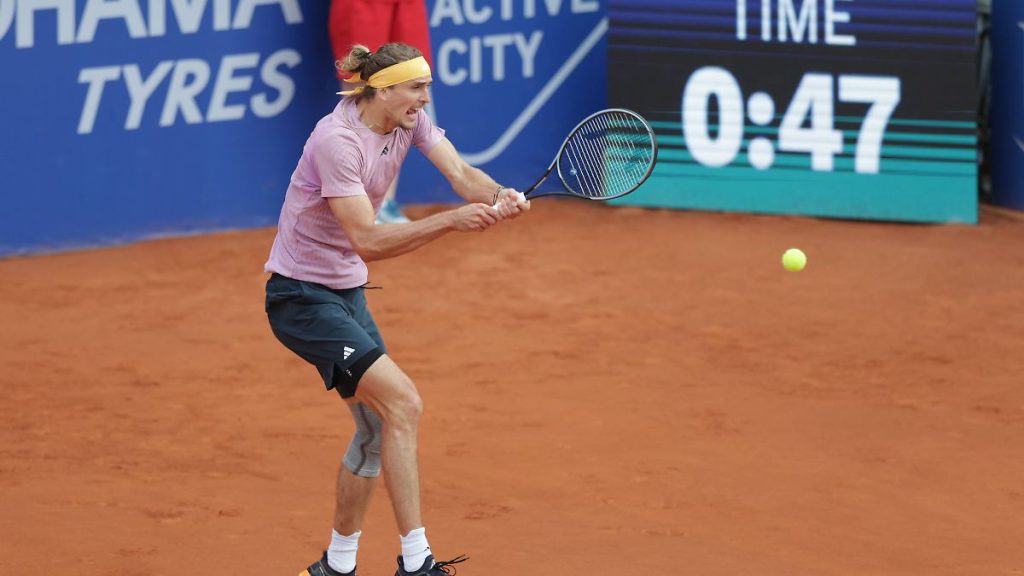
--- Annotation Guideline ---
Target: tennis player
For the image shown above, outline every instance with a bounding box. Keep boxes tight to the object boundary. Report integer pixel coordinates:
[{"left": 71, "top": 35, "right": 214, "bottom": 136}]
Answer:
[{"left": 264, "top": 42, "right": 526, "bottom": 576}]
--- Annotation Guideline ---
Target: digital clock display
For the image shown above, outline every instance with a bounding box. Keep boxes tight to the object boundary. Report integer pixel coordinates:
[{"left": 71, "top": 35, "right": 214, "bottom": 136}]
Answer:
[{"left": 608, "top": 0, "right": 978, "bottom": 223}]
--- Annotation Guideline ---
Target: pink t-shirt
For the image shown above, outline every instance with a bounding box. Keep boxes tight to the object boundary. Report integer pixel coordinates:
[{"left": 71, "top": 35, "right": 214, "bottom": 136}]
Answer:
[{"left": 264, "top": 97, "right": 445, "bottom": 289}]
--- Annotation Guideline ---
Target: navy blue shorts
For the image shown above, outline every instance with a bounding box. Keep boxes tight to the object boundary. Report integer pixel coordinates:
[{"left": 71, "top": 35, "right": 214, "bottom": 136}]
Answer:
[{"left": 265, "top": 274, "right": 386, "bottom": 398}]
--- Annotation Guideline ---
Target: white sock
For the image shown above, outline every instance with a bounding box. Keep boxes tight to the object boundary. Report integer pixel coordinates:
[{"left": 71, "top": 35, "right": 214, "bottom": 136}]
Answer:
[
  {"left": 327, "top": 529, "right": 361, "bottom": 574},
  {"left": 400, "top": 527, "right": 432, "bottom": 572}
]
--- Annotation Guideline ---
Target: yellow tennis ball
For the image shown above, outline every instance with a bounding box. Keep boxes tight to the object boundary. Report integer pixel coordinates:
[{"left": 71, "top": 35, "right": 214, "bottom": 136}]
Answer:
[{"left": 781, "top": 248, "right": 807, "bottom": 272}]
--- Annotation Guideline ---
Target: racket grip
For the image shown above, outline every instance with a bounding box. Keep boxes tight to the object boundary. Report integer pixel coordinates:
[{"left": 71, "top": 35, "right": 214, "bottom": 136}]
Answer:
[{"left": 491, "top": 191, "right": 527, "bottom": 210}]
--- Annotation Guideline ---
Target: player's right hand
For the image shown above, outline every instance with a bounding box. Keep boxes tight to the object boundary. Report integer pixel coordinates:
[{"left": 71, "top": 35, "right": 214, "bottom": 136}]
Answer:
[{"left": 451, "top": 203, "right": 500, "bottom": 232}]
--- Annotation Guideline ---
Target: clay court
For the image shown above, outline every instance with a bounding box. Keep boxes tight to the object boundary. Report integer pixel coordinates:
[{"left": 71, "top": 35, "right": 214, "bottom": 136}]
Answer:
[{"left": 1, "top": 201, "right": 1023, "bottom": 575}]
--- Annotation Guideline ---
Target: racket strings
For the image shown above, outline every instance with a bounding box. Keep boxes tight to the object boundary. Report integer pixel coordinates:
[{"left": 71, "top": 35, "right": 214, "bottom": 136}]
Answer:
[
  {"left": 559, "top": 110, "right": 656, "bottom": 198},
  {"left": 592, "top": 113, "right": 642, "bottom": 192}
]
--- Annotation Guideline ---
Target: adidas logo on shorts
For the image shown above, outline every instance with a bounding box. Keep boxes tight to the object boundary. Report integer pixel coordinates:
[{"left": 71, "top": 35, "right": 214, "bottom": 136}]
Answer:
[{"left": 343, "top": 346, "right": 355, "bottom": 360}]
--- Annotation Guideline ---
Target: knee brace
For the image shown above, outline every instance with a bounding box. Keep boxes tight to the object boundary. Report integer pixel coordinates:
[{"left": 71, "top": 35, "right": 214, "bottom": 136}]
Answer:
[{"left": 343, "top": 402, "right": 382, "bottom": 477}]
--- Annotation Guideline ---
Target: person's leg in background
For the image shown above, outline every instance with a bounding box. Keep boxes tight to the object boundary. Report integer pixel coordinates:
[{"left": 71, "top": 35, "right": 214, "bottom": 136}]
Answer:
[
  {"left": 374, "top": 0, "right": 435, "bottom": 224},
  {"left": 376, "top": 178, "right": 411, "bottom": 224},
  {"left": 330, "top": 0, "right": 433, "bottom": 224}
]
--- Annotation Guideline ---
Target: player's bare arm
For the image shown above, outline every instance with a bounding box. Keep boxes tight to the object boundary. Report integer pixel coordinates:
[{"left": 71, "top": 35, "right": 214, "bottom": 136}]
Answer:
[
  {"left": 427, "top": 138, "right": 529, "bottom": 217},
  {"left": 327, "top": 195, "right": 499, "bottom": 261}
]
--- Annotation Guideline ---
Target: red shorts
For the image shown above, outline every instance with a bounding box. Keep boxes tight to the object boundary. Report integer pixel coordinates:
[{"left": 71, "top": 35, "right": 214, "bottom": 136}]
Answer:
[{"left": 329, "top": 0, "right": 433, "bottom": 77}]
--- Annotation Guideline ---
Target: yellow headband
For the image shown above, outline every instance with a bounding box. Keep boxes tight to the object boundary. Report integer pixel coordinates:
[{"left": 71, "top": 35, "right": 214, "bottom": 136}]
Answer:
[{"left": 338, "top": 56, "right": 431, "bottom": 96}]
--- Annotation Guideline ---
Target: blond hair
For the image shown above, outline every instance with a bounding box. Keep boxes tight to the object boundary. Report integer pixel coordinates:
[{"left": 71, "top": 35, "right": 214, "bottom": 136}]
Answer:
[{"left": 336, "top": 43, "right": 424, "bottom": 99}]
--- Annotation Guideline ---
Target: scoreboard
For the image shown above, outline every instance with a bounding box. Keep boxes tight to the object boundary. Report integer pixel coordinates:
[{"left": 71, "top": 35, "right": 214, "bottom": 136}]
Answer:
[{"left": 608, "top": 0, "right": 978, "bottom": 223}]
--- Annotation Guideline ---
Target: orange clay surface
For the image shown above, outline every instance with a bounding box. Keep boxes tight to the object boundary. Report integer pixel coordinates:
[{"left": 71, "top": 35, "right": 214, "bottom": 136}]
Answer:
[{"left": 2, "top": 201, "right": 1023, "bottom": 576}]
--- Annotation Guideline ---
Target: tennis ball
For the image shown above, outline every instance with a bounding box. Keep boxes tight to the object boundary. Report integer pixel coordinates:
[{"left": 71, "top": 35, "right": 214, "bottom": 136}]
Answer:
[{"left": 781, "top": 248, "right": 807, "bottom": 272}]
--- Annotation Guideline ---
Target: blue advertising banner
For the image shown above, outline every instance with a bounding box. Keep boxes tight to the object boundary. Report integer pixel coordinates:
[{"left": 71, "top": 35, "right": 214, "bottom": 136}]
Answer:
[
  {"left": 990, "top": 0, "right": 1024, "bottom": 210},
  {"left": 607, "top": 0, "right": 978, "bottom": 224},
  {"left": 397, "top": 0, "right": 607, "bottom": 203},
  {"left": 1, "top": 0, "right": 339, "bottom": 255},
  {"left": 0, "top": 0, "right": 607, "bottom": 256}
]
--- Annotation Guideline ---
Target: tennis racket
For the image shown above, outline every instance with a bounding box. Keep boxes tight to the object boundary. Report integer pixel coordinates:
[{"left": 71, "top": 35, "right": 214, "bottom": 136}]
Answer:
[{"left": 493, "top": 108, "right": 658, "bottom": 208}]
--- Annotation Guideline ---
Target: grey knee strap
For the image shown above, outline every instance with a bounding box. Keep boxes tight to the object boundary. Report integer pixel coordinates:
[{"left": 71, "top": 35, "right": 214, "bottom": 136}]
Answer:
[{"left": 343, "top": 402, "right": 382, "bottom": 477}]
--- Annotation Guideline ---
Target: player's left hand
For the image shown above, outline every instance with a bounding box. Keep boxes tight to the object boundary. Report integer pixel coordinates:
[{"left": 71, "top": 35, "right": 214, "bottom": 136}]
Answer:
[{"left": 494, "top": 188, "right": 529, "bottom": 219}]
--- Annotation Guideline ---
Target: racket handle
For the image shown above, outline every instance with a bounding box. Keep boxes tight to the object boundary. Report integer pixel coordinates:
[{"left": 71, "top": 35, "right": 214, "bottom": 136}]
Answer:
[{"left": 491, "top": 191, "right": 527, "bottom": 210}]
